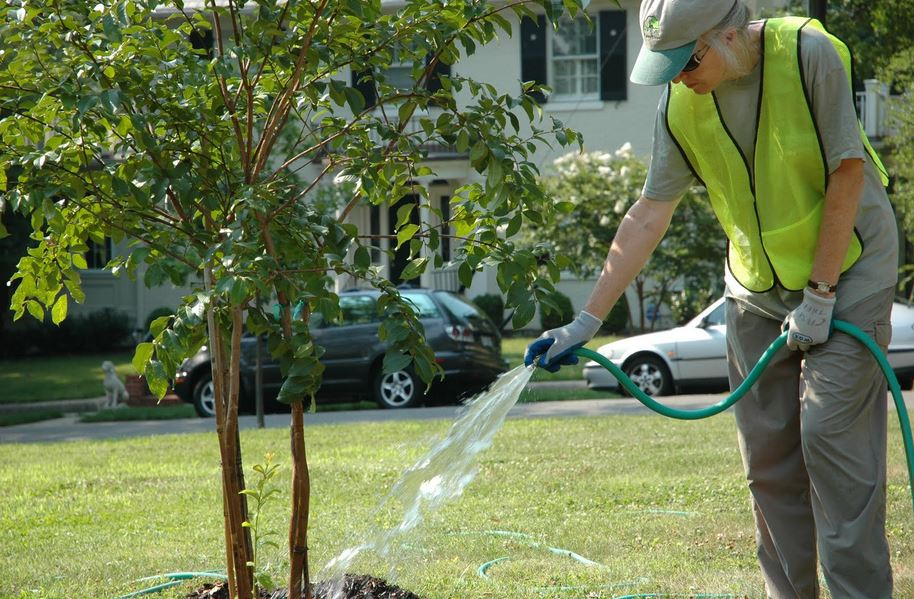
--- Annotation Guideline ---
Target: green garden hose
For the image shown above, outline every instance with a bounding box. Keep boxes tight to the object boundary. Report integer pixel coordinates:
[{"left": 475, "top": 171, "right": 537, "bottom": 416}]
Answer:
[
  {"left": 574, "top": 319, "right": 914, "bottom": 517},
  {"left": 118, "top": 571, "right": 227, "bottom": 598}
]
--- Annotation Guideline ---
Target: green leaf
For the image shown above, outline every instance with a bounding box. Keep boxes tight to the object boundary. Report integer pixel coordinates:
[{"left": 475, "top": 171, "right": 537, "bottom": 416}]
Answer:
[
  {"left": 50, "top": 294, "right": 67, "bottom": 325},
  {"left": 396, "top": 224, "right": 420, "bottom": 248},
  {"left": 344, "top": 87, "right": 365, "bottom": 114},
  {"left": 456, "top": 129, "right": 470, "bottom": 153},
  {"left": 145, "top": 360, "right": 169, "bottom": 400},
  {"left": 382, "top": 350, "right": 412, "bottom": 375},
  {"left": 399, "top": 257, "right": 428, "bottom": 281},
  {"left": 354, "top": 245, "right": 371, "bottom": 269},
  {"left": 149, "top": 315, "right": 172, "bottom": 337},
  {"left": 132, "top": 342, "right": 154, "bottom": 375},
  {"left": 398, "top": 101, "right": 416, "bottom": 126},
  {"left": 512, "top": 300, "right": 536, "bottom": 329},
  {"left": 277, "top": 375, "right": 307, "bottom": 405},
  {"left": 458, "top": 261, "right": 474, "bottom": 289},
  {"left": 26, "top": 300, "right": 44, "bottom": 322},
  {"left": 469, "top": 140, "right": 488, "bottom": 162},
  {"left": 396, "top": 202, "right": 415, "bottom": 228},
  {"left": 505, "top": 212, "right": 523, "bottom": 237},
  {"left": 72, "top": 253, "right": 88, "bottom": 270}
]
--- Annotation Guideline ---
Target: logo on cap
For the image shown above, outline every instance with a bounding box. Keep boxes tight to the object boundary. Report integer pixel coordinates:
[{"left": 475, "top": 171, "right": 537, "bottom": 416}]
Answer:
[{"left": 643, "top": 15, "right": 661, "bottom": 40}]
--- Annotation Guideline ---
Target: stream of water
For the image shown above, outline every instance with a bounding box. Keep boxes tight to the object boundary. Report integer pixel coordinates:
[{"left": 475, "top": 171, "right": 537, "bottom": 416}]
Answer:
[{"left": 319, "top": 364, "right": 535, "bottom": 597}]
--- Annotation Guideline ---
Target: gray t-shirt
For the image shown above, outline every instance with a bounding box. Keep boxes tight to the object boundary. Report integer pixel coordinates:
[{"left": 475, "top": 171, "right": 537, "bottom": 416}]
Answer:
[{"left": 643, "top": 23, "right": 898, "bottom": 320}]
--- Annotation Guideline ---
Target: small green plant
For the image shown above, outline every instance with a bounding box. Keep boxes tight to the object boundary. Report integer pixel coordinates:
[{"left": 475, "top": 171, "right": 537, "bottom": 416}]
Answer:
[{"left": 241, "top": 453, "right": 282, "bottom": 593}]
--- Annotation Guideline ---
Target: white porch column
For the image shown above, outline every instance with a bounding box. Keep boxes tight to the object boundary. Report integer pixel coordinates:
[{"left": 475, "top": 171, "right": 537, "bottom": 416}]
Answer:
[{"left": 863, "top": 79, "right": 889, "bottom": 138}]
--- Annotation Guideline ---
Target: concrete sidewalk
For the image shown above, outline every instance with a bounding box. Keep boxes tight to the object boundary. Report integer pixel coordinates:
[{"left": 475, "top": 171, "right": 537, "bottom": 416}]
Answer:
[{"left": 3, "top": 385, "right": 914, "bottom": 444}]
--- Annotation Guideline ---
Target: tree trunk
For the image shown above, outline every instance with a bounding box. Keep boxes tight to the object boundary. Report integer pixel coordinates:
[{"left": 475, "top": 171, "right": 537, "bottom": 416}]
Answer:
[
  {"left": 288, "top": 401, "right": 311, "bottom": 598},
  {"left": 204, "top": 267, "right": 255, "bottom": 599}
]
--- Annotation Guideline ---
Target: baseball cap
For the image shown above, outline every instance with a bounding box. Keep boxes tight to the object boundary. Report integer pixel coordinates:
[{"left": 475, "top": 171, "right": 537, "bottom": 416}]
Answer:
[{"left": 630, "top": 0, "right": 737, "bottom": 86}]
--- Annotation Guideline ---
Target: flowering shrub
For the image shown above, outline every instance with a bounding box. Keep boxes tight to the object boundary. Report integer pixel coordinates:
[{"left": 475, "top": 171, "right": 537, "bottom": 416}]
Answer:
[{"left": 522, "top": 145, "right": 726, "bottom": 329}]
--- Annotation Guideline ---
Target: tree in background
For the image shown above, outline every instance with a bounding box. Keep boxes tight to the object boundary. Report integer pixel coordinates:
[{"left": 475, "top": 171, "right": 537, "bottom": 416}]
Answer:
[
  {"left": 520, "top": 146, "right": 725, "bottom": 331},
  {"left": 775, "top": 0, "right": 914, "bottom": 82},
  {"left": 0, "top": 1, "right": 587, "bottom": 597},
  {"left": 879, "top": 48, "right": 914, "bottom": 300}
]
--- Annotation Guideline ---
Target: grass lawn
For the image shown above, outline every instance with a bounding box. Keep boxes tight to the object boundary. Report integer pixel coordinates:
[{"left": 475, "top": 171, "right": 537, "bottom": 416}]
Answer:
[
  {"left": 2, "top": 414, "right": 912, "bottom": 598},
  {"left": 0, "top": 352, "right": 136, "bottom": 404},
  {"left": 502, "top": 334, "right": 619, "bottom": 383}
]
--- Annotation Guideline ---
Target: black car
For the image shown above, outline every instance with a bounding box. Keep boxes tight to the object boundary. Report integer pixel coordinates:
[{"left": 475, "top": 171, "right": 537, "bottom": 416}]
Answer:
[{"left": 173, "top": 288, "right": 507, "bottom": 417}]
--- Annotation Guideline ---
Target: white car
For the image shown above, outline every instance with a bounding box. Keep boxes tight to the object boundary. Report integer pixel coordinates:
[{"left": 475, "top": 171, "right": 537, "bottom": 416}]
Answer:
[{"left": 583, "top": 298, "right": 914, "bottom": 396}]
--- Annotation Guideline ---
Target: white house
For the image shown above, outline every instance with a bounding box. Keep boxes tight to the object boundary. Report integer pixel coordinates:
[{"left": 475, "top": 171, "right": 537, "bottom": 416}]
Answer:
[{"left": 75, "top": 0, "right": 894, "bottom": 331}]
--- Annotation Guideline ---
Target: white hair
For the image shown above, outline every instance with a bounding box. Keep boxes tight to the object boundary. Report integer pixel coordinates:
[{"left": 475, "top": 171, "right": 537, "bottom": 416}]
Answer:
[{"left": 701, "top": 0, "right": 757, "bottom": 80}]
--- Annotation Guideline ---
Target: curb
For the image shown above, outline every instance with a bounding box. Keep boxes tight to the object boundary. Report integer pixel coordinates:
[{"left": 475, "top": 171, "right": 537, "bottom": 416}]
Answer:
[{"left": 0, "top": 396, "right": 108, "bottom": 415}]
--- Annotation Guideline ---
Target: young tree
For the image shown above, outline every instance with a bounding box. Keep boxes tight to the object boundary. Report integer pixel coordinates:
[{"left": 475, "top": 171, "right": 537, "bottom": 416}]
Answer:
[
  {"left": 0, "top": 1, "right": 588, "bottom": 596},
  {"left": 520, "top": 146, "right": 725, "bottom": 330}
]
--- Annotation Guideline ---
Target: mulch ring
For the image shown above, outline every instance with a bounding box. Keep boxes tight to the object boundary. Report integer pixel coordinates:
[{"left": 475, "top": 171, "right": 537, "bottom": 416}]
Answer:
[{"left": 186, "top": 574, "right": 423, "bottom": 599}]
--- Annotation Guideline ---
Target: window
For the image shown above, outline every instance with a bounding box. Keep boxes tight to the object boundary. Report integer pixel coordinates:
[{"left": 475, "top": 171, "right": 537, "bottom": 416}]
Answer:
[
  {"left": 369, "top": 204, "right": 382, "bottom": 263},
  {"left": 704, "top": 303, "right": 726, "bottom": 327},
  {"left": 340, "top": 295, "right": 377, "bottom": 325},
  {"left": 85, "top": 238, "right": 112, "bottom": 270},
  {"left": 385, "top": 46, "right": 414, "bottom": 91},
  {"left": 350, "top": 50, "right": 451, "bottom": 109},
  {"left": 550, "top": 17, "right": 599, "bottom": 100},
  {"left": 520, "top": 11, "right": 627, "bottom": 103},
  {"left": 402, "top": 293, "right": 441, "bottom": 319}
]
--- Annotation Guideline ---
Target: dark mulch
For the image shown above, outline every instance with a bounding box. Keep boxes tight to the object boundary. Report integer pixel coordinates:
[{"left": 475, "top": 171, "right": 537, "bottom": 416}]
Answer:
[{"left": 186, "top": 574, "right": 424, "bottom": 599}]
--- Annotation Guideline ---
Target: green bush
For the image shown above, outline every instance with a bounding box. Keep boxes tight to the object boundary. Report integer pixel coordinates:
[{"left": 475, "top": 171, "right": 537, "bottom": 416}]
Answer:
[
  {"left": 0, "top": 308, "right": 132, "bottom": 358},
  {"left": 540, "top": 291, "right": 574, "bottom": 331},
  {"left": 602, "top": 293, "right": 630, "bottom": 333},
  {"left": 472, "top": 293, "right": 505, "bottom": 329}
]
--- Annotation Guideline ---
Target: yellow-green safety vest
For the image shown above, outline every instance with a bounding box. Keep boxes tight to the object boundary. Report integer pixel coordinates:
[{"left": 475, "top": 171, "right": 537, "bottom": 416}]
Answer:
[{"left": 666, "top": 17, "right": 889, "bottom": 292}]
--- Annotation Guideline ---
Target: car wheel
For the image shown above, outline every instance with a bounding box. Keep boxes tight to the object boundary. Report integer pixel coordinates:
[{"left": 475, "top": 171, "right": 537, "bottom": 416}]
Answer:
[
  {"left": 623, "top": 355, "right": 673, "bottom": 397},
  {"left": 192, "top": 374, "right": 217, "bottom": 418},
  {"left": 373, "top": 367, "right": 420, "bottom": 409}
]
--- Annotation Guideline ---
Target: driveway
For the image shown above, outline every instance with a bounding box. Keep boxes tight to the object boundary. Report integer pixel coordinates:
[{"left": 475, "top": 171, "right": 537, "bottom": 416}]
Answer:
[{"left": 4, "top": 389, "right": 914, "bottom": 444}]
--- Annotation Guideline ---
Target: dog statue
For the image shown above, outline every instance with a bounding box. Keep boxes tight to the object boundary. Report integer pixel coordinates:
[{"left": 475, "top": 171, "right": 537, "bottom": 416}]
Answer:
[{"left": 101, "top": 360, "right": 129, "bottom": 409}]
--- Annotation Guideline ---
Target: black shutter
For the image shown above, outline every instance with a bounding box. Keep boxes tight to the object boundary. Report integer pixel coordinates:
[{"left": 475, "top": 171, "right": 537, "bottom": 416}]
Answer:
[
  {"left": 189, "top": 28, "right": 214, "bottom": 59},
  {"left": 520, "top": 15, "right": 548, "bottom": 104},
  {"left": 425, "top": 57, "right": 451, "bottom": 93},
  {"left": 599, "top": 11, "right": 627, "bottom": 101},
  {"left": 351, "top": 69, "right": 377, "bottom": 109}
]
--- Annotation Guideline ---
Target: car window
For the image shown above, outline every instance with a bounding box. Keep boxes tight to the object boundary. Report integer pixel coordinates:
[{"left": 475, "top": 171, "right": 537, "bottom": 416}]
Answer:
[
  {"left": 340, "top": 295, "right": 377, "bottom": 325},
  {"left": 705, "top": 303, "right": 725, "bottom": 326},
  {"left": 402, "top": 293, "right": 441, "bottom": 318}
]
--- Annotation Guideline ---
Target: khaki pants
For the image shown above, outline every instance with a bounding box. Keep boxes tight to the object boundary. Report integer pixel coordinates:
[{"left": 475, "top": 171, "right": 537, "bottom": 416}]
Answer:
[{"left": 726, "top": 288, "right": 894, "bottom": 599}]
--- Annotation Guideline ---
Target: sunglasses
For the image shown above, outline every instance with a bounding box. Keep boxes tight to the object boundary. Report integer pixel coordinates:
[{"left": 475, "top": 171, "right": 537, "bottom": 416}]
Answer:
[{"left": 681, "top": 44, "right": 711, "bottom": 73}]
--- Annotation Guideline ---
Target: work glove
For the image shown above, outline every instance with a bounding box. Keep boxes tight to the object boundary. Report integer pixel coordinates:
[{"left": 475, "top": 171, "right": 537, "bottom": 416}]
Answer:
[
  {"left": 783, "top": 288, "right": 836, "bottom": 351},
  {"left": 524, "top": 310, "right": 602, "bottom": 372}
]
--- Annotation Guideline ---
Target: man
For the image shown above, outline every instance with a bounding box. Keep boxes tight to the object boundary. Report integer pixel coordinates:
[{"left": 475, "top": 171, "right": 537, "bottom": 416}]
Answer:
[{"left": 525, "top": 1, "right": 897, "bottom": 597}]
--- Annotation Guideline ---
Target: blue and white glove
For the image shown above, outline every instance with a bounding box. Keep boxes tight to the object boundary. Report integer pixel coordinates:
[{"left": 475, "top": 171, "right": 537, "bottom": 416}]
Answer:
[
  {"left": 524, "top": 310, "right": 602, "bottom": 372},
  {"left": 783, "top": 288, "right": 835, "bottom": 351}
]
